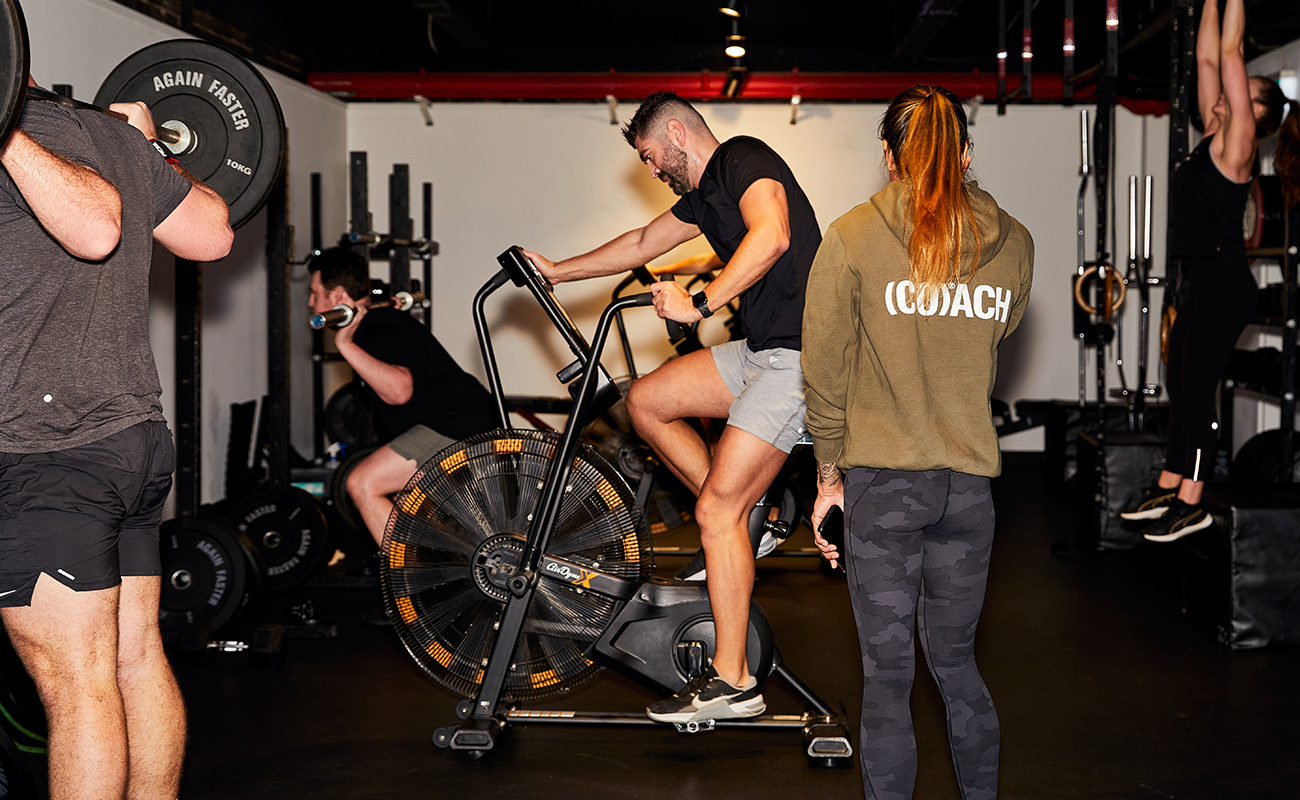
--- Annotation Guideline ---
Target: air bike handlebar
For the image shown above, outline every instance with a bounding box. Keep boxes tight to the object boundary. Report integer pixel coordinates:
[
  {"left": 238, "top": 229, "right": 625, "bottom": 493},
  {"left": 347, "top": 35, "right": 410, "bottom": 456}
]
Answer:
[{"left": 474, "top": 246, "right": 650, "bottom": 432}]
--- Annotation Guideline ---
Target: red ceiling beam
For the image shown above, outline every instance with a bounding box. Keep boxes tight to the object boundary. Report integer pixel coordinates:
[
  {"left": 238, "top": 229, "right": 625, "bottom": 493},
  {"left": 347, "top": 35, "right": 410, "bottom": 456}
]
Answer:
[{"left": 307, "top": 70, "right": 1167, "bottom": 115}]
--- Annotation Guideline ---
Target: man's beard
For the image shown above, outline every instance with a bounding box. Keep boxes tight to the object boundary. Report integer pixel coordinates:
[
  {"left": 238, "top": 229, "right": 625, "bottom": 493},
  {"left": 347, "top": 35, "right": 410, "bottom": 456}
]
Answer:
[{"left": 662, "top": 142, "right": 691, "bottom": 196}]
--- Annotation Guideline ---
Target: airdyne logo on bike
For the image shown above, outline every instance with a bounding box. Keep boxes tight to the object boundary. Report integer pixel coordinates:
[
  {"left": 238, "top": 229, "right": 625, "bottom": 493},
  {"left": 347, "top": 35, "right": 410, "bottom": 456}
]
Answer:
[
  {"left": 884, "top": 280, "right": 1013, "bottom": 323},
  {"left": 545, "top": 561, "right": 594, "bottom": 589}
]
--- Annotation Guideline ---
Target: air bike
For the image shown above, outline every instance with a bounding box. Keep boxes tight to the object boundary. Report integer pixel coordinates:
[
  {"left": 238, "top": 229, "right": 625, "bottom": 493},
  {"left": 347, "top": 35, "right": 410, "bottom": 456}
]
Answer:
[{"left": 378, "top": 246, "right": 852, "bottom": 767}]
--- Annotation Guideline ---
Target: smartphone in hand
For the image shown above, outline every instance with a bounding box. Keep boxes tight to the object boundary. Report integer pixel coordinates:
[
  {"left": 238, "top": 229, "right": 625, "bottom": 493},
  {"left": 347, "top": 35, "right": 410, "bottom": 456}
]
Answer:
[{"left": 817, "top": 505, "right": 845, "bottom": 572}]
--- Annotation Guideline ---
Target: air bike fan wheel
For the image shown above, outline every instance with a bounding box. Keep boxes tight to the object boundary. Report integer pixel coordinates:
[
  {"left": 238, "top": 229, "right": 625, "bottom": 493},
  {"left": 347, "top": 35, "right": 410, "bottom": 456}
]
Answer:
[{"left": 380, "top": 429, "right": 652, "bottom": 702}]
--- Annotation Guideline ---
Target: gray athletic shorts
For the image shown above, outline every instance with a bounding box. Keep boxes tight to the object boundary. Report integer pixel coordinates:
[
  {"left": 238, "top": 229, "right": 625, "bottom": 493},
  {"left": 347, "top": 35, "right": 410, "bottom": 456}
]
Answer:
[
  {"left": 388, "top": 424, "right": 458, "bottom": 465},
  {"left": 710, "top": 339, "right": 808, "bottom": 454},
  {"left": 0, "top": 420, "right": 174, "bottom": 607}
]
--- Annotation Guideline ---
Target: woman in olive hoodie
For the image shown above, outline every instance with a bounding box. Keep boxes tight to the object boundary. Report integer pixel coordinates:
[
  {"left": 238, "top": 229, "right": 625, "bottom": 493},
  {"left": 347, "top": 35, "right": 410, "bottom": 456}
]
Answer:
[{"left": 802, "top": 85, "right": 1034, "bottom": 800}]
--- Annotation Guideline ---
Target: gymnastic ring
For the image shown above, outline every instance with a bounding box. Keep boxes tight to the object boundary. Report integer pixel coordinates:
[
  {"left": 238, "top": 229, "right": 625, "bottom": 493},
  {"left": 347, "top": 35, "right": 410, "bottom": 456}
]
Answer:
[
  {"left": 1160, "top": 305, "right": 1177, "bottom": 364},
  {"left": 1073, "top": 266, "right": 1127, "bottom": 320}
]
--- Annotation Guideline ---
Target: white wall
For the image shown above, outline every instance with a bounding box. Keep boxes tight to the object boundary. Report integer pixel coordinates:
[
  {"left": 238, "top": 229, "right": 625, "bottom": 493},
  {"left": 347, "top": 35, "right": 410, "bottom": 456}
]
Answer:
[
  {"left": 25, "top": 0, "right": 349, "bottom": 506},
  {"left": 347, "top": 99, "right": 1171, "bottom": 451}
]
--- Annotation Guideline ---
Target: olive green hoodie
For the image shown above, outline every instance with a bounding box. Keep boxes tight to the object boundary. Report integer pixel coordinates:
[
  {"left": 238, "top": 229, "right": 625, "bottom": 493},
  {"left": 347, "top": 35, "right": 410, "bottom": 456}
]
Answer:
[{"left": 802, "top": 180, "right": 1034, "bottom": 478}]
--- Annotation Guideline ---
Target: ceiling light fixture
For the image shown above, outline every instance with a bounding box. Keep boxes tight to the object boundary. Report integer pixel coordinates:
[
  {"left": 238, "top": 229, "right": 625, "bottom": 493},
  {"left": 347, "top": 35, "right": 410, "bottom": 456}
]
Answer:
[{"left": 720, "top": 2, "right": 747, "bottom": 98}]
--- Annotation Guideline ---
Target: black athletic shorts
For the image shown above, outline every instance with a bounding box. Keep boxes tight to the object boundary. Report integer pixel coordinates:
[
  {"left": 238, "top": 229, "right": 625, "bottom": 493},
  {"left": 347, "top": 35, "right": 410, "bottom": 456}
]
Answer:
[{"left": 0, "top": 420, "right": 174, "bottom": 607}]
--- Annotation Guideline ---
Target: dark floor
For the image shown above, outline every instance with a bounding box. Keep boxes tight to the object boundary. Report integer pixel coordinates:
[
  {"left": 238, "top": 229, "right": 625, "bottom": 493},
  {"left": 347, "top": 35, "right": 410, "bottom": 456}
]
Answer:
[{"left": 133, "top": 463, "right": 1300, "bottom": 798}]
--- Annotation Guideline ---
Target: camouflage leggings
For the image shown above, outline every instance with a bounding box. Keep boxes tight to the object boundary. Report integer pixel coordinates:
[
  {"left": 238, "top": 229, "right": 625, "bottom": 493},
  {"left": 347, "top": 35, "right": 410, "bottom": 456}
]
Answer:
[{"left": 844, "top": 467, "right": 999, "bottom": 800}]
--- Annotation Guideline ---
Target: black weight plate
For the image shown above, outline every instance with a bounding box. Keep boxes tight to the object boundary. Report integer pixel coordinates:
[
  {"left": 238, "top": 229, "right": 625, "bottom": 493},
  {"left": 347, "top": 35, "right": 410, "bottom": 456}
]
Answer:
[
  {"left": 1231, "top": 429, "right": 1300, "bottom": 485},
  {"left": 328, "top": 445, "right": 380, "bottom": 560},
  {"left": 324, "top": 381, "right": 377, "bottom": 448},
  {"left": 0, "top": 0, "right": 28, "bottom": 146},
  {"left": 159, "top": 515, "right": 252, "bottom": 632},
  {"left": 229, "top": 487, "right": 333, "bottom": 591},
  {"left": 92, "top": 39, "right": 284, "bottom": 229}
]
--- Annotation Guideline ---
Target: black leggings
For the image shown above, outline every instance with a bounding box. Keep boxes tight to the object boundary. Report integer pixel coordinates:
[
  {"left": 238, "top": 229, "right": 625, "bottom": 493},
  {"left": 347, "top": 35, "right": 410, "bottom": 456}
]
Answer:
[
  {"left": 844, "top": 468, "right": 998, "bottom": 800},
  {"left": 1165, "top": 255, "right": 1258, "bottom": 480}
]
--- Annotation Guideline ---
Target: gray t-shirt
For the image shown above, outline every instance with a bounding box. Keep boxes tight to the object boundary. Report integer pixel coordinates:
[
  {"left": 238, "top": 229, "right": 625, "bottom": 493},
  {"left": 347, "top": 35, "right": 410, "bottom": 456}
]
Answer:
[{"left": 0, "top": 99, "right": 192, "bottom": 453}]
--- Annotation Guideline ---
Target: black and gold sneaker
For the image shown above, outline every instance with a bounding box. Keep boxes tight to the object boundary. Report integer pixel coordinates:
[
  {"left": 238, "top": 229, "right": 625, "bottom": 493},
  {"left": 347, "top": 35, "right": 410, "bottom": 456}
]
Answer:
[
  {"left": 1141, "top": 499, "right": 1212, "bottom": 542},
  {"left": 1120, "top": 485, "right": 1178, "bottom": 521},
  {"left": 646, "top": 668, "right": 765, "bottom": 723}
]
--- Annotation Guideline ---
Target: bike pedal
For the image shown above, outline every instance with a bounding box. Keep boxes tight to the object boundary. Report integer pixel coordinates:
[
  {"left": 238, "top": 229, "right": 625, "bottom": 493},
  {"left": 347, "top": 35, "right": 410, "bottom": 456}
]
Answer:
[{"left": 764, "top": 519, "right": 791, "bottom": 537}]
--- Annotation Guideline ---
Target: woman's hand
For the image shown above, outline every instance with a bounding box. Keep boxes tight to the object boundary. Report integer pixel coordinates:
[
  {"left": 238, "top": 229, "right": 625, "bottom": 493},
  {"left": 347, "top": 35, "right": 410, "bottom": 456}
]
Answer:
[{"left": 811, "top": 460, "right": 846, "bottom": 570}]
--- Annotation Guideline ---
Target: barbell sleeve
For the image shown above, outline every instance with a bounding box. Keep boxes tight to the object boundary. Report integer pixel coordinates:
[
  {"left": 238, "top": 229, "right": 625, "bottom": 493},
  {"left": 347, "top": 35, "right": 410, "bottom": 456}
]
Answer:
[{"left": 309, "top": 304, "right": 355, "bottom": 330}]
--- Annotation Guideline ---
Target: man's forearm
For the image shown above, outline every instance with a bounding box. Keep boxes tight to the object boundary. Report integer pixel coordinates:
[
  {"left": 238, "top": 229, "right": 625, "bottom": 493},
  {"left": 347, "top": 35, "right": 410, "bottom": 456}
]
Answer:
[
  {"left": 336, "top": 341, "right": 415, "bottom": 406},
  {"left": 1, "top": 129, "right": 121, "bottom": 260},
  {"left": 554, "top": 229, "right": 658, "bottom": 282}
]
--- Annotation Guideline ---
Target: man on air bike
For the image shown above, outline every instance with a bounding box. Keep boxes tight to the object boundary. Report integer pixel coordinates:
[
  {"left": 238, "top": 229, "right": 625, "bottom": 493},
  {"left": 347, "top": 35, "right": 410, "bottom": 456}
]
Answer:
[{"left": 525, "top": 91, "right": 821, "bottom": 724}]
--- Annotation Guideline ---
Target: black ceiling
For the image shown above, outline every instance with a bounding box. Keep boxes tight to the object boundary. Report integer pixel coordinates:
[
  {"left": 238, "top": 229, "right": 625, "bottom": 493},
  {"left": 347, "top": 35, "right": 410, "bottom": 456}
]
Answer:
[{"left": 113, "top": 0, "right": 1300, "bottom": 101}]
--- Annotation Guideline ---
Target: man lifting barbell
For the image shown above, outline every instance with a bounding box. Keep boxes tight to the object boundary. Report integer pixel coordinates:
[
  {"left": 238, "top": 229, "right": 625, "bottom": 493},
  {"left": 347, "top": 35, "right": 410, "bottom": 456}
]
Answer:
[
  {"left": 0, "top": 72, "right": 233, "bottom": 800},
  {"left": 306, "top": 247, "right": 498, "bottom": 616}
]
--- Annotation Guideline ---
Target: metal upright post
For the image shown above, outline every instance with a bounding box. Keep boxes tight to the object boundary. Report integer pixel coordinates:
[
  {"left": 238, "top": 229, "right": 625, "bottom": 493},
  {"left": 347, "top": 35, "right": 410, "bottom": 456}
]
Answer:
[
  {"left": 1135, "top": 174, "right": 1154, "bottom": 430},
  {"left": 1063, "top": 0, "right": 1075, "bottom": 104},
  {"left": 997, "top": 0, "right": 1007, "bottom": 116},
  {"left": 1077, "top": 109, "right": 1090, "bottom": 407},
  {"left": 309, "top": 172, "right": 326, "bottom": 462},
  {"left": 349, "top": 151, "right": 370, "bottom": 259},
  {"left": 344, "top": 152, "right": 371, "bottom": 447},
  {"left": 388, "top": 164, "right": 412, "bottom": 291},
  {"left": 422, "top": 181, "right": 434, "bottom": 331},
  {"left": 1093, "top": 1, "right": 1119, "bottom": 436},
  {"left": 1166, "top": 1, "right": 1194, "bottom": 310},
  {"left": 1021, "top": 0, "right": 1033, "bottom": 101},
  {"left": 1281, "top": 211, "right": 1299, "bottom": 482},
  {"left": 265, "top": 165, "right": 291, "bottom": 492},
  {"left": 174, "top": 258, "right": 201, "bottom": 516}
]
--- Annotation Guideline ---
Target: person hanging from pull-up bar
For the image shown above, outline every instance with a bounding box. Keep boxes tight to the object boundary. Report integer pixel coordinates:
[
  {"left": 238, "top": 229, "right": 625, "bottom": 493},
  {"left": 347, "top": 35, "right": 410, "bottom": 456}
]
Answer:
[
  {"left": 0, "top": 79, "right": 233, "bottom": 800},
  {"left": 1121, "top": 0, "right": 1300, "bottom": 541},
  {"left": 524, "top": 91, "right": 822, "bottom": 724}
]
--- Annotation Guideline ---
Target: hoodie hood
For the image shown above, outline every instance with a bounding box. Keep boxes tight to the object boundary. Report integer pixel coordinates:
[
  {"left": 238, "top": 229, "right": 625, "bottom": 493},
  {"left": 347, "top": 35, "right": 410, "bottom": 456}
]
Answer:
[{"left": 869, "top": 179, "right": 1013, "bottom": 276}]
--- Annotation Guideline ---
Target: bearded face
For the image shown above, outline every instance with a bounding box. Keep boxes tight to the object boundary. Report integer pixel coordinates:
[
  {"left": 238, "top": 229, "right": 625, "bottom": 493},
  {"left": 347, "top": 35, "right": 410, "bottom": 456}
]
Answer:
[{"left": 660, "top": 140, "right": 692, "bottom": 196}]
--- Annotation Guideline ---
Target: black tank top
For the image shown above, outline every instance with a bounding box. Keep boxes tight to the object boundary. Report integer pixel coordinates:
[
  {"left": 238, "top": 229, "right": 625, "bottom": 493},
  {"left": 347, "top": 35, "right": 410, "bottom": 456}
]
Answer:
[{"left": 1169, "top": 135, "right": 1253, "bottom": 261}]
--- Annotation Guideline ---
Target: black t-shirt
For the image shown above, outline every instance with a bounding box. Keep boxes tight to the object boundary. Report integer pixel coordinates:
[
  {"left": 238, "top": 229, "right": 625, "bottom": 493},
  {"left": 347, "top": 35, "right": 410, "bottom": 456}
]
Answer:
[
  {"left": 670, "top": 136, "right": 821, "bottom": 351},
  {"left": 351, "top": 308, "right": 497, "bottom": 441},
  {"left": 1169, "top": 135, "right": 1253, "bottom": 263}
]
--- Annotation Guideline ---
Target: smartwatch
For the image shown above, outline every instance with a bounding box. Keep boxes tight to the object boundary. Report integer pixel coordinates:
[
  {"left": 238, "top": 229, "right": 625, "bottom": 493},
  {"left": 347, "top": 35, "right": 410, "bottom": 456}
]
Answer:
[{"left": 692, "top": 290, "right": 713, "bottom": 318}]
